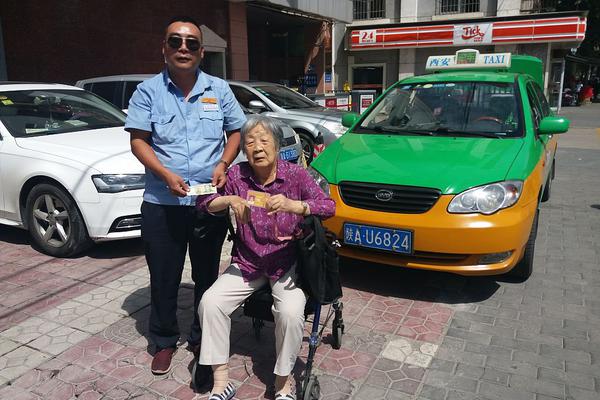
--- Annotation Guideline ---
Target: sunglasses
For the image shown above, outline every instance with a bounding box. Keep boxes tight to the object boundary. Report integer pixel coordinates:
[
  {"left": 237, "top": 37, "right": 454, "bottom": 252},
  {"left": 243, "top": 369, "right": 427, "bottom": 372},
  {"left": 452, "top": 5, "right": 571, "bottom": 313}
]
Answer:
[{"left": 166, "top": 36, "right": 202, "bottom": 52}]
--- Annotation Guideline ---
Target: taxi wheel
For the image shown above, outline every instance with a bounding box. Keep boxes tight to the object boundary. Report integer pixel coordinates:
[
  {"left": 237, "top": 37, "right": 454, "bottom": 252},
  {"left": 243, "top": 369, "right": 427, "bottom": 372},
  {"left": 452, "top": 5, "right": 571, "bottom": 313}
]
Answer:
[
  {"left": 25, "top": 183, "right": 91, "bottom": 257},
  {"left": 509, "top": 210, "right": 539, "bottom": 280}
]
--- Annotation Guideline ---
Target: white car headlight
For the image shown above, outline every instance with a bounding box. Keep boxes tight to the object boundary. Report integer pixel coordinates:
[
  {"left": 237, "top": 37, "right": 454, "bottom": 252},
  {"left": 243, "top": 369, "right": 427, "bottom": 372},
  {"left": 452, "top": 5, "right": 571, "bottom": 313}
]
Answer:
[
  {"left": 448, "top": 180, "right": 523, "bottom": 215},
  {"left": 92, "top": 174, "right": 145, "bottom": 193},
  {"left": 321, "top": 120, "right": 347, "bottom": 138},
  {"left": 307, "top": 167, "right": 330, "bottom": 196}
]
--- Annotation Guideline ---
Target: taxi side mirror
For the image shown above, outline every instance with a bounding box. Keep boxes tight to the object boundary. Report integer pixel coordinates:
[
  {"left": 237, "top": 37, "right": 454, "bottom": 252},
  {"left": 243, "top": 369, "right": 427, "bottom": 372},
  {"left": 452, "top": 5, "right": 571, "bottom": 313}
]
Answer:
[
  {"left": 539, "top": 116, "right": 569, "bottom": 135},
  {"left": 342, "top": 112, "right": 360, "bottom": 128}
]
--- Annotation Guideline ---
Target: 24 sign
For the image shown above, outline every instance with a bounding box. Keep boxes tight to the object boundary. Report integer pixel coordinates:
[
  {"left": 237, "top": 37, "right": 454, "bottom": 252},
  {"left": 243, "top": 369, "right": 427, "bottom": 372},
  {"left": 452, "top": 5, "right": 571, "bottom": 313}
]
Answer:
[{"left": 358, "top": 29, "right": 377, "bottom": 44}]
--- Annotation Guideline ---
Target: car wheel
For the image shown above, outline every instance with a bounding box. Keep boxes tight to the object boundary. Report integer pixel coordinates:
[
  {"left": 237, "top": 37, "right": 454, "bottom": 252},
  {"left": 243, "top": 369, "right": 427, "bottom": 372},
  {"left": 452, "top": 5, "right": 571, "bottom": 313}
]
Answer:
[
  {"left": 298, "top": 132, "right": 314, "bottom": 164},
  {"left": 541, "top": 161, "right": 554, "bottom": 202},
  {"left": 509, "top": 210, "right": 539, "bottom": 280},
  {"left": 25, "top": 183, "right": 91, "bottom": 257}
]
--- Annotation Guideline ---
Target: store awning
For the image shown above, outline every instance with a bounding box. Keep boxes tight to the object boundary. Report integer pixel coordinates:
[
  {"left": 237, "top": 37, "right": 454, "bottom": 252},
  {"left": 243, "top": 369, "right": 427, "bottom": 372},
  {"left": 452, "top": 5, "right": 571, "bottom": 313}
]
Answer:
[
  {"left": 200, "top": 25, "right": 227, "bottom": 53},
  {"left": 565, "top": 54, "right": 600, "bottom": 66},
  {"left": 348, "top": 11, "right": 587, "bottom": 51}
]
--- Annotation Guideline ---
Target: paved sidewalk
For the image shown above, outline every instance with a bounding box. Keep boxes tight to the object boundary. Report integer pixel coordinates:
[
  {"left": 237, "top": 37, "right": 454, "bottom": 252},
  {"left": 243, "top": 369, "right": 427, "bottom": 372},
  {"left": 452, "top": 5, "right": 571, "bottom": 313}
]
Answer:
[{"left": 0, "top": 104, "right": 599, "bottom": 399}]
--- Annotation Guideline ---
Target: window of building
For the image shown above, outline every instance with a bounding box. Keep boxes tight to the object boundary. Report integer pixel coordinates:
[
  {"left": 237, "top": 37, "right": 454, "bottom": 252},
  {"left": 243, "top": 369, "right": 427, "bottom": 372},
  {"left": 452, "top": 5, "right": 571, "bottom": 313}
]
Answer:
[
  {"left": 436, "top": 0, "right": 480, "bottom": 15},
  {"left": 353, "top": 0, "right": 385, "bottom": 20},
  {"left": 521, "top": 0, "right": 558, "bottom": 13}
]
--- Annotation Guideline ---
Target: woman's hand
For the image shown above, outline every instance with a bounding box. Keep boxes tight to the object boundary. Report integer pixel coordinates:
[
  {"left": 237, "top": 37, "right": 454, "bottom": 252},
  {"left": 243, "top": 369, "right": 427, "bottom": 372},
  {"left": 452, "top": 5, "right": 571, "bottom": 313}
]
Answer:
[
  {"left": 266, "top": 194, "right": 305, "bottom": 215},
  {"left": 228, "top": 196, "right": 251, "bottom": 224}
]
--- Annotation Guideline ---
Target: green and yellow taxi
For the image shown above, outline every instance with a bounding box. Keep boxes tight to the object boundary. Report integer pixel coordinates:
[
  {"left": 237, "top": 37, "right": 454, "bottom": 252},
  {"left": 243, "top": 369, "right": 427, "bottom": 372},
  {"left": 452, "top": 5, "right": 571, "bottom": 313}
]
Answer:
[{"left": 308, "top": 49, "right": 569, "bottom": 279}]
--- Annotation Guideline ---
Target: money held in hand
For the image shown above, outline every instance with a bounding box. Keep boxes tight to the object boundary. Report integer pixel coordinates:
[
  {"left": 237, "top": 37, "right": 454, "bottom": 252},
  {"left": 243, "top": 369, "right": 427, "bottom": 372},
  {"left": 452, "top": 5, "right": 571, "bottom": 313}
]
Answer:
[{"left": 187, "top": 183, "right": 217, "bottom": 196}]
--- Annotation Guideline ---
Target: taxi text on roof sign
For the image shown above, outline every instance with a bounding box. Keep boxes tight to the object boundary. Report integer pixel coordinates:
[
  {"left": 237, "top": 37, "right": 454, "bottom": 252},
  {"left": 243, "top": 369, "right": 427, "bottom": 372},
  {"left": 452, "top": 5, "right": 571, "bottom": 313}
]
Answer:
[{"left": 426, "top": 49, "right": 511, "bottom": 71}]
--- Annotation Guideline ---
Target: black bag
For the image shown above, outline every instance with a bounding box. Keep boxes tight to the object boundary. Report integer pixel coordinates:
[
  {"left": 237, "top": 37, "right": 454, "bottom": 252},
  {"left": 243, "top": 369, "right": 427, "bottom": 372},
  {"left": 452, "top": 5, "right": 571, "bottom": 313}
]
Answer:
[
  {"left": 193, "top": 210, "right": 233, "bottom": 240},
  {"left": 296, "top": 215, "right": 342, "bottom": 304}
]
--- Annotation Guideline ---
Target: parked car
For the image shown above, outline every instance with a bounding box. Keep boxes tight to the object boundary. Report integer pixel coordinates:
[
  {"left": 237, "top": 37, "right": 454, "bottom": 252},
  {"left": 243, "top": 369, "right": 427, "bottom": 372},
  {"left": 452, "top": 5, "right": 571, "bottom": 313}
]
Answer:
[
  {"left": 309, "top": 50, "right": 569, "bottom": 280},
  {"left": 0, "top": 83, "right": 144, "bottom": 256},
  {"left": 75, "top": 74, "right": 151, "bottom": 111},
  {"left": 227, "top": 81, "right": 346, "bottom": 163},
  {"left": 75, "top": 75, "right": 304, "bottom": 165}
]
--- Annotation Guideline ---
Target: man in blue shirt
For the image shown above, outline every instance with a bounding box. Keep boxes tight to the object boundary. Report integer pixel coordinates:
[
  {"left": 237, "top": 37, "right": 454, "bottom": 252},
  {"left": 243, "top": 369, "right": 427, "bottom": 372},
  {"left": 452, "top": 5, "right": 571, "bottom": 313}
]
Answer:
[{"left": 125, "top": 16, "right": 245, "bottom": 379}]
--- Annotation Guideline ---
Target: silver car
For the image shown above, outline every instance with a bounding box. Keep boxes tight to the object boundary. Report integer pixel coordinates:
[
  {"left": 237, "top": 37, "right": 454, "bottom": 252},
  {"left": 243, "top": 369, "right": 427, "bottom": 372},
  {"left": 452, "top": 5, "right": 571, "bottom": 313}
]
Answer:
[
  {"left": 227, "top": 81, "right": 347, "bottom": 163},
  {"left": 75, "top": 75, "right": 304, "bottom": 165}
]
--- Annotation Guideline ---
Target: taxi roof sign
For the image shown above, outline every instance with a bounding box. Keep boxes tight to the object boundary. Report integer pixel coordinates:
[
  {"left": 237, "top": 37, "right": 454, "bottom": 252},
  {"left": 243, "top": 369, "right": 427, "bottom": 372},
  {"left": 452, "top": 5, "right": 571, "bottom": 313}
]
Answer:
[{"left": 426, "top": 49, "right": 511, "bottom": 71}]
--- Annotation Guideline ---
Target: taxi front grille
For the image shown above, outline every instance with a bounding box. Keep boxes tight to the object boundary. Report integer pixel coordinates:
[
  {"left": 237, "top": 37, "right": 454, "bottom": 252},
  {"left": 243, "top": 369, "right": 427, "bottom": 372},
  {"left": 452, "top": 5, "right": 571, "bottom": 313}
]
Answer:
[{"left": 339, "top": 182, "right": 441, "bottom": 213}]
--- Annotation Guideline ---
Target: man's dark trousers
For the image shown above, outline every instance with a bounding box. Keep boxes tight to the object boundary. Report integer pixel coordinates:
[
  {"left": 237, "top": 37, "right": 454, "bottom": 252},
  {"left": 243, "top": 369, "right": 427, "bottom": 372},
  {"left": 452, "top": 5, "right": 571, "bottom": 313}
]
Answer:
[{"left": 141, "top": 201, "right": 228, "bottom": 350}]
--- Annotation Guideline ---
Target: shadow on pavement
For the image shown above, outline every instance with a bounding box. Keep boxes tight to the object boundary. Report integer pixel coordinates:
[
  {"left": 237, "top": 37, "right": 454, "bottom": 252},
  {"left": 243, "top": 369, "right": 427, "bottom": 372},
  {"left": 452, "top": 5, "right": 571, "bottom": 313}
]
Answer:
[
  {"left": 0, "top": 224, "right": 144, "bottom": 259},
  {"left": 85, "top": 238, "right": 144, "bottom": 259},
  {"left": 340, "top": 257, "right": 501, "bottom": 305},
  {"left": 0, "top": 225, "right": 30, "bottom": 245}
]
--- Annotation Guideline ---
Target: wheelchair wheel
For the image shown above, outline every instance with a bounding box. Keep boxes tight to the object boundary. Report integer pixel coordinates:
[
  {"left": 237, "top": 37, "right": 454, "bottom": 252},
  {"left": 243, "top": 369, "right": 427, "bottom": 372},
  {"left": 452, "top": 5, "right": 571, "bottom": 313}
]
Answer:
[
  {"left": 331, "top": 319, "right": 343, "bottom": 350},
  {"left": 302, "top": 375, "right": 320, "bottom": 400}
]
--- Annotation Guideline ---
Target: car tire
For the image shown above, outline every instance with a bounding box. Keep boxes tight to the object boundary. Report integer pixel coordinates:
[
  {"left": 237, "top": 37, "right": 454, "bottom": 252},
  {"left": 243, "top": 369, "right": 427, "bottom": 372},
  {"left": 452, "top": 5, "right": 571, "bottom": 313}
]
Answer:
[
  {"left": 25, "top": 183, "right": 92, "bottom": 257},
  {"left": 509, "top": 210, "right": 539, "bottom": 280},
  {"left": 298, "top": 132, "right": 315, "bottom": 165},
  {"left": 541, "top": 161, "right": 554, "bottom": 202}
]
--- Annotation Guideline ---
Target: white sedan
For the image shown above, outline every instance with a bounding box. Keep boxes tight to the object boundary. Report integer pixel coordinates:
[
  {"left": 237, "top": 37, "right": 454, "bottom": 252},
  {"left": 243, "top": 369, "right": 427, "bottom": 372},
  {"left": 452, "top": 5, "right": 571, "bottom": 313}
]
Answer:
[{"left": 0, "top": 83, "right": 144, "bottom": 257}]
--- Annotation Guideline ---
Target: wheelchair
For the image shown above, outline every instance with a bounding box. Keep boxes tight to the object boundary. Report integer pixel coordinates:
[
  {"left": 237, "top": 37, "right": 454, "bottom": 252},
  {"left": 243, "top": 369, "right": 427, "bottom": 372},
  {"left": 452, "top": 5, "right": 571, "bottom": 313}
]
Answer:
[{"left": 243, "top": 284, "right": 344, "bottom": 400}]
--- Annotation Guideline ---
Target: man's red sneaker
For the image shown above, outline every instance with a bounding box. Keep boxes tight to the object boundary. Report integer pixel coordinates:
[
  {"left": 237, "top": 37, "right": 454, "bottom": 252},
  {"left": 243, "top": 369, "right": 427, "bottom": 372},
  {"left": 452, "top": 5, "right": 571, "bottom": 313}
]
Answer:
[{"left": 151, "top": 347, "right": 176, "bottom": 375}]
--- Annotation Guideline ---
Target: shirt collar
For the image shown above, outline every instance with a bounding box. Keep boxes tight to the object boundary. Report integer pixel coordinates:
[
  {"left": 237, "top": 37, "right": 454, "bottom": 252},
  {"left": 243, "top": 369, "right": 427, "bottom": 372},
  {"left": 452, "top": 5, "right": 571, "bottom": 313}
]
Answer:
[
  {"left": 240, "top": 160, "right": 288, "bottom": 187},
  {"left": 162, "top": 68, "right": 209, "bottom": 98}
]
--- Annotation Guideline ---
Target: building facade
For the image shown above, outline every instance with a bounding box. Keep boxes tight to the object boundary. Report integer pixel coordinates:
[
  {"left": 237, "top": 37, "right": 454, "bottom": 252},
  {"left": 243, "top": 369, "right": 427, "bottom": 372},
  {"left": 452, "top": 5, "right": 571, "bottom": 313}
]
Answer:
[
  {"left": 335, "top": 0, "right": 587, "bottom": 106},
  {"left": 0, "top": 0, "right": 351, "bottom": 93}
]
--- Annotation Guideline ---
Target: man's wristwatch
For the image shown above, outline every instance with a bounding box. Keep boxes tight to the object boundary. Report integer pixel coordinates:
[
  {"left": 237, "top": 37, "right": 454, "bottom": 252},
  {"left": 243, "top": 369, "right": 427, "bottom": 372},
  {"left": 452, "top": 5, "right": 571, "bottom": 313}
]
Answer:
[{"left": 217, "top": 159, "right": 229, "bottom": 168}]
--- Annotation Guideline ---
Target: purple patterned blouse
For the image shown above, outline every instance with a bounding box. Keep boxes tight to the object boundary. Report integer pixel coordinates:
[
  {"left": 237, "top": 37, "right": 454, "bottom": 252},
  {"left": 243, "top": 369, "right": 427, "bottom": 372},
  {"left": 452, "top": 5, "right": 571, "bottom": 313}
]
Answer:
[{"left": 196, "top": 160, "right": 336, "bottom": 281}]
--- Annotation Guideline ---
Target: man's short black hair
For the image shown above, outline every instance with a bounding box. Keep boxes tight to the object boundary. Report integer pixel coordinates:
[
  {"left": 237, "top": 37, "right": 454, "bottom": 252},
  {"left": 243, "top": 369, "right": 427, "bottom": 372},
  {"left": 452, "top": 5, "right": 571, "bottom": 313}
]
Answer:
[{"left": 166, "top": 16, "right": 202, "bottom": 38}]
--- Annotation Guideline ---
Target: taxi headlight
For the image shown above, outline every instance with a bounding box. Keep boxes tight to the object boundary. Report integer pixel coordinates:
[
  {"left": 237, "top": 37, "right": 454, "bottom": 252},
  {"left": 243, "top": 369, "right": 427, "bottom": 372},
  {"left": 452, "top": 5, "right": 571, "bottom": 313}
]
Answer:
[
  {"left": 92, "top": 174, "right": 145, "bottom": 193},
  {"left": 448, "top": 181, "right": 522, "bottom": 215},
  {"left": 307, "top": 167, "right": 330, "bottom": 196}
]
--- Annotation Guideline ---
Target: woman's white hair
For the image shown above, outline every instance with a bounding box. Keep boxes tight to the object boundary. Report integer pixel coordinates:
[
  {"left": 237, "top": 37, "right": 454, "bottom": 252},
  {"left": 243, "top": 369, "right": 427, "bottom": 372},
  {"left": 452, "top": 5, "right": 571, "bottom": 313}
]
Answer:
[{"left": 240, "top": 115, "right": 283, "bottom": 154}]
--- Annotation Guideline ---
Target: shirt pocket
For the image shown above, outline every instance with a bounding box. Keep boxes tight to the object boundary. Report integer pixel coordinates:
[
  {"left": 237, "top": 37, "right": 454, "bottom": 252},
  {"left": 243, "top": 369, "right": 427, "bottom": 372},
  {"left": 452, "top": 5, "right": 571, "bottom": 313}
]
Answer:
[
  {"left": 198, "top": 110, "right": 225, "bottom": 141},
  {"left": 150, "top": 113, "right": 176, "bottom": 144}
]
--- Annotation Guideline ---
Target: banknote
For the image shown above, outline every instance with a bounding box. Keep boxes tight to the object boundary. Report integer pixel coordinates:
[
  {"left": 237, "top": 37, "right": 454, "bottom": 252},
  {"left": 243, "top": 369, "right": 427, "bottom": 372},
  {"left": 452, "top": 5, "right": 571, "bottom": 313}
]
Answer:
[{"left": 187, "top": 183, "right": 217, "bottom": 196}]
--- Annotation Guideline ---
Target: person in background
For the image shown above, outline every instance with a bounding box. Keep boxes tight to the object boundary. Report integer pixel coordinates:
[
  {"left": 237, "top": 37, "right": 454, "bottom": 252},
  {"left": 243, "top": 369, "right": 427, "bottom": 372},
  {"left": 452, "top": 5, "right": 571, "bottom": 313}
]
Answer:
[
  {"left": 125, "top": 15, "right": 245, "bottom": 381},
  {"left": 195, "top": 115, "right": 335, "bottom": 400}
]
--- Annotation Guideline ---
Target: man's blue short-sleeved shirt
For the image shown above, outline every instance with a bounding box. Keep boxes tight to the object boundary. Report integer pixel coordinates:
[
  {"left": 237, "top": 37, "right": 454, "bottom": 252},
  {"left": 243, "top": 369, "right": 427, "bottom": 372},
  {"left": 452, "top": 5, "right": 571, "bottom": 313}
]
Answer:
[{"left": 125, "top": 70, "right": 246, "bottom": 206}]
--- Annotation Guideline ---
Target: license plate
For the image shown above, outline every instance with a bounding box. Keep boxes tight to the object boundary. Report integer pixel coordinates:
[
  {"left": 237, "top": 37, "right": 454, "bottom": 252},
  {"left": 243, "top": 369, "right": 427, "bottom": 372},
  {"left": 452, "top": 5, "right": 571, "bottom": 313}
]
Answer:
[
  {"left": 280, "top": 147, "right": 298, "bottom": 161},
  {"left": 343, "top": 223, "right": 413, "bottom": 254}
]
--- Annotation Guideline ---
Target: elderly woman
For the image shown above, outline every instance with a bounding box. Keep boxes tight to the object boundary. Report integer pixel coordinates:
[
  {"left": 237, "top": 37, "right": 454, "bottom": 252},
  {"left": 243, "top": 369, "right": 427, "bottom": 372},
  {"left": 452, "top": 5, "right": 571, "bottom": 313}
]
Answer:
[{"left": 195, "top": 115, "right": 335, "bottom": 400}]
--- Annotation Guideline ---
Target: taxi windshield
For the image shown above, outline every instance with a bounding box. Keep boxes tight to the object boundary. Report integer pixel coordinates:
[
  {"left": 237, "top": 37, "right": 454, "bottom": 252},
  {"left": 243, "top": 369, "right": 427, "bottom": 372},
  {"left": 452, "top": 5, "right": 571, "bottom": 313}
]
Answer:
[{"left": 357, "top": 81, "right": 522, "bottom": 138}]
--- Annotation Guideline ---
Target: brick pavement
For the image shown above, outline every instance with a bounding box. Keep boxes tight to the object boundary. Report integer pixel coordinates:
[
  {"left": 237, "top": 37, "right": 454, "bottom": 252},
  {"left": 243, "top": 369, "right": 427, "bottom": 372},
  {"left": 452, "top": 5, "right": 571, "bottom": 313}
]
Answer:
[{"left": 0, "top": 104, "right": 599, "bottom": 399}]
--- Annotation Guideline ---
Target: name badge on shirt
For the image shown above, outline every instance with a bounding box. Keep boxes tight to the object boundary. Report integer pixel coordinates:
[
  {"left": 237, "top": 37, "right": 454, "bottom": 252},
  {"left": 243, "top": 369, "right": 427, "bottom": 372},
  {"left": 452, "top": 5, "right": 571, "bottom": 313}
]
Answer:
[{"left": 203, "top": 103, "right": 220, "bottom": 112}]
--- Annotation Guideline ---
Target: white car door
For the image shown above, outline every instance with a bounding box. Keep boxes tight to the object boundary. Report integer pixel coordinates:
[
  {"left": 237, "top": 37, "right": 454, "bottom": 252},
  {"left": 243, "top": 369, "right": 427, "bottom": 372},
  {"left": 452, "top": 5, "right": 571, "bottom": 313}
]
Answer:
[{"left": 0, "top": 129, "right": 5, "bottom": 217}]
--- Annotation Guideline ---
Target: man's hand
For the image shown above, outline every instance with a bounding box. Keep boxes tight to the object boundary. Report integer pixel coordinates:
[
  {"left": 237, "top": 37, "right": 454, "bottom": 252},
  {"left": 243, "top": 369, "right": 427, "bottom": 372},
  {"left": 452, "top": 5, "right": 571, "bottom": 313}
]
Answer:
[
  {"left": 212, "top": 162, "right": 227, "bottom": 188},
  {"left": 164, "top": 171, "right": 189, "bottom": 197},
  {"left": 228, "top": 196, "right": 250, "bottom": 224}
]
